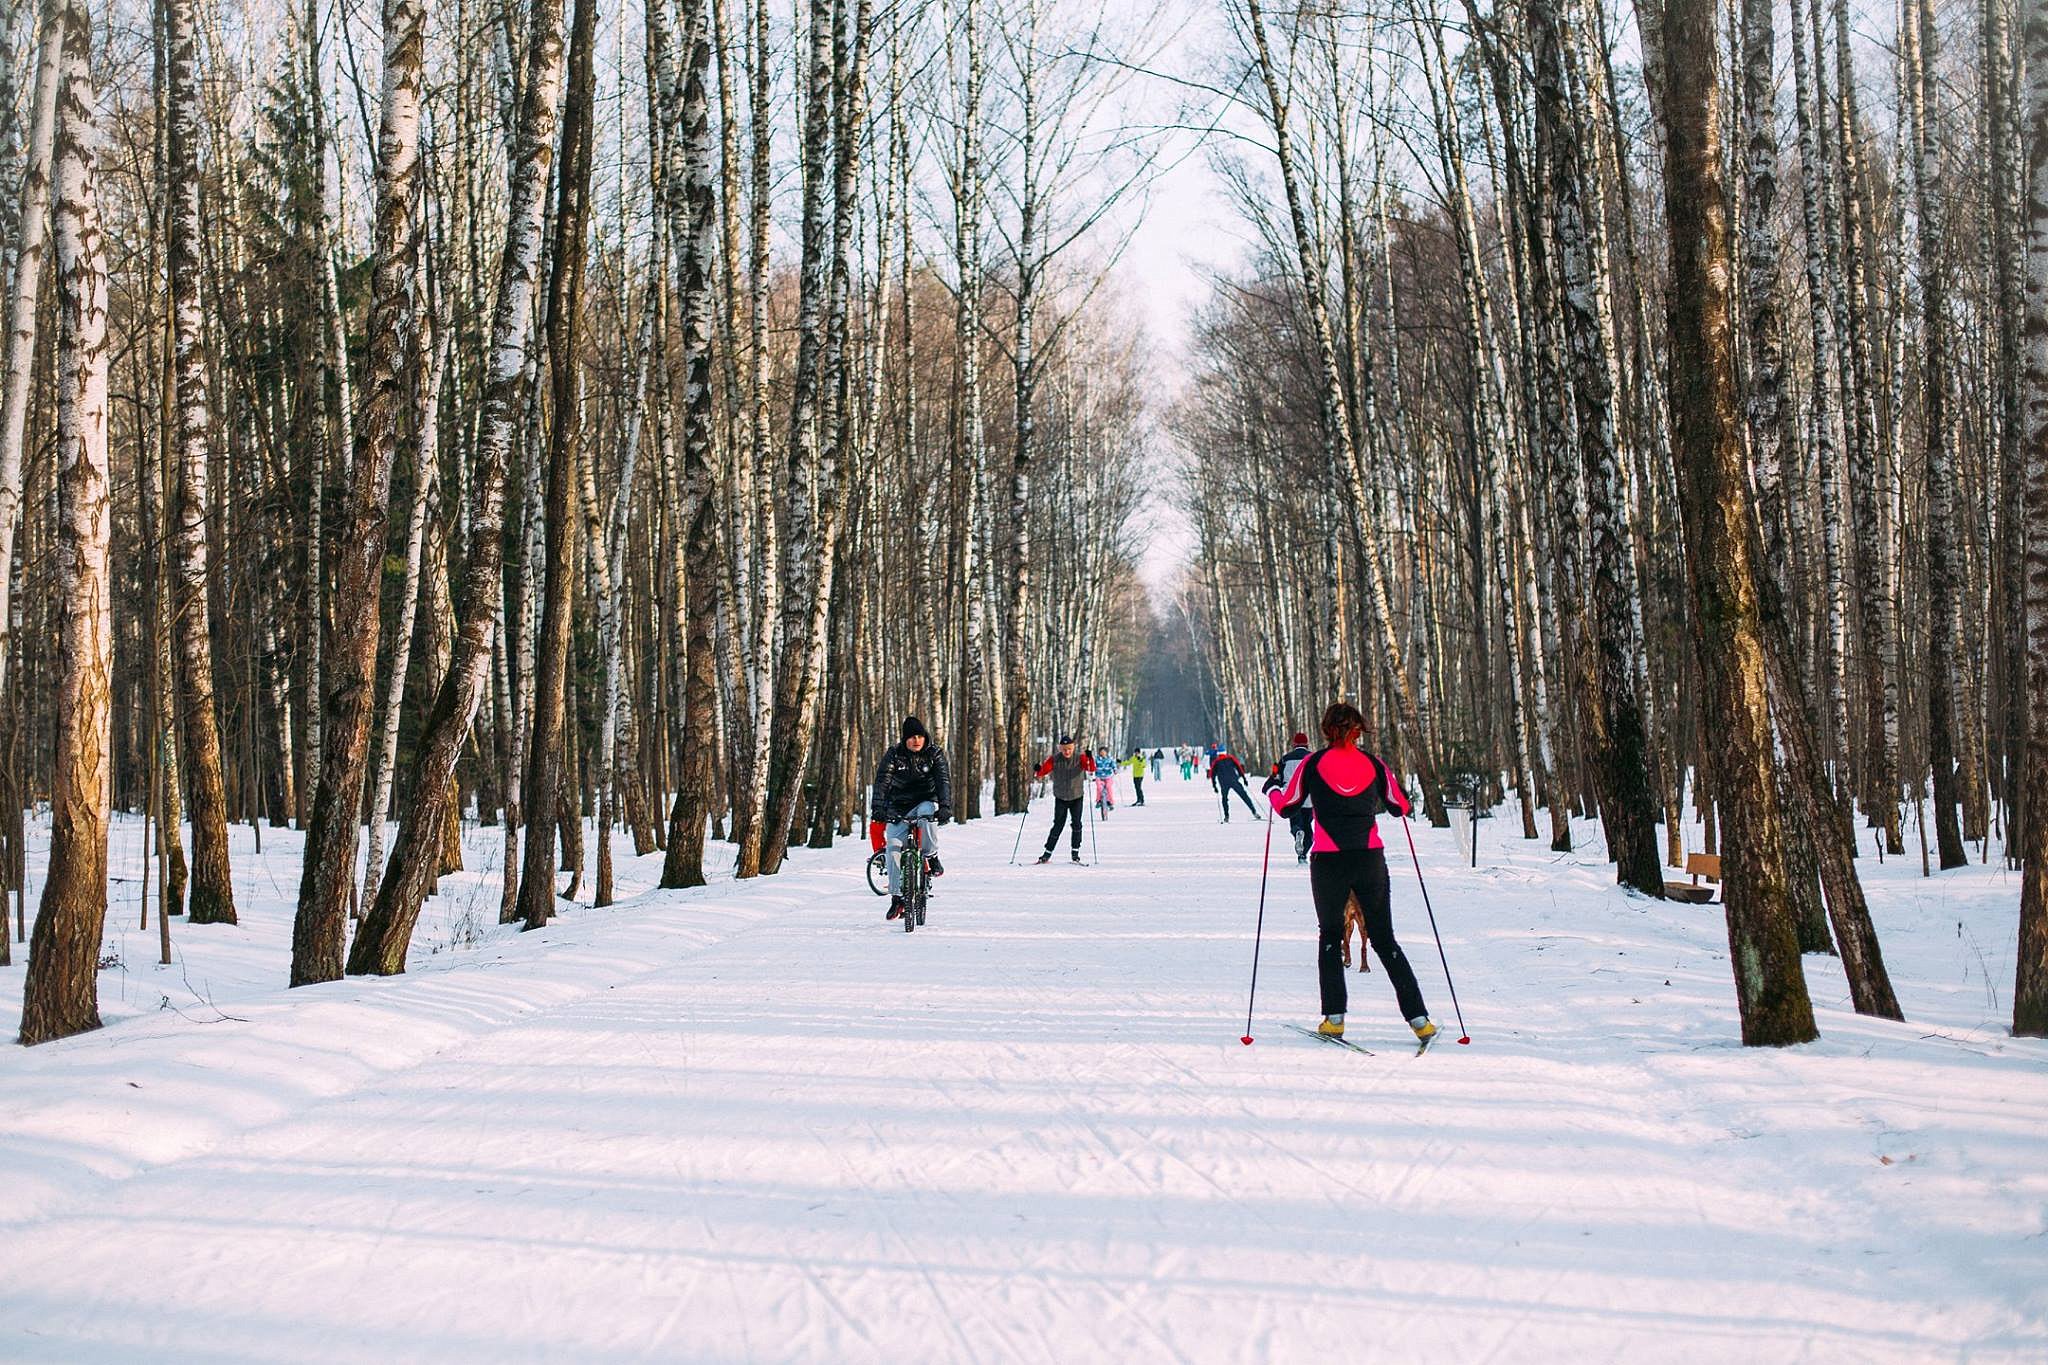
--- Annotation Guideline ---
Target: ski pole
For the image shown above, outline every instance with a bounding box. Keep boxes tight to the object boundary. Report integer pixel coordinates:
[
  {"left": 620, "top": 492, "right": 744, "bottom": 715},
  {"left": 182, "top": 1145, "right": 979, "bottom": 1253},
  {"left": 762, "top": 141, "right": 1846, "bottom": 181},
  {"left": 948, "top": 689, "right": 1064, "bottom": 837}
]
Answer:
[
  {"left": 1400, "top": 811, "right": 1470, "bottom": 1044},
  {"left": 1089, "top": 771, "right": 1101, "bottom": 865},
  {"left": 1241, "top": 804, "right": 1275, "bottom": 1044},
  {"left": 1008, "top": 790, "right": 1031, "bottom": 865}
]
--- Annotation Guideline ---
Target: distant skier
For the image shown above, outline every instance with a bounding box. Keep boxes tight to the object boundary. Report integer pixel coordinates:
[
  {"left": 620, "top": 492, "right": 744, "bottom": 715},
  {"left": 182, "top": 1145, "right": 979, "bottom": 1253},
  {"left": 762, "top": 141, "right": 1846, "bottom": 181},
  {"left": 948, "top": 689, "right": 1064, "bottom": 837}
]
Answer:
[
  {"left": 1263, "top": 731, "right": 1315, "bottom": 864},
  {"left": 1269, "top": 701, "right": 1442, "bottom": 1048},
  {"left": 1093, "top": 746, "right": 1117, "bottom": 817},
  {"left": 1208, "top": 746, "right": 1260, "bottom": 822},
  {"left": 1128, "top": 748, "right": 1148, "bottom": 806},
  {"left": 1149, "top": 748, "right": 1164, "bottom": 781},
  {"left": 1033, "top": 736, "right": 1095, "bottom": 863},
  {"left": 1178, "top": 745, "right": 1195, "bottom": 781},
  {"left": 870, "top": 715, "right": 952, "bottom": 921}
]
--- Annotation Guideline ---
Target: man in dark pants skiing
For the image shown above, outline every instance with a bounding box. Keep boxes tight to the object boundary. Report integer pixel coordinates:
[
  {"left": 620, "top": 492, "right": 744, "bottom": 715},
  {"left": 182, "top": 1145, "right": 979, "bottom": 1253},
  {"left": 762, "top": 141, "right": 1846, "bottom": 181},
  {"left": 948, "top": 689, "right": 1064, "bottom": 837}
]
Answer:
[
  {"left": 870, "top": 716, "right": 952, "bottom": 920},
  {"left": 1033, "top": 736, "right": 1095, "bottom": 863},
  {"left": 1208, "top": 746, "right": 1260, "bottom": 822},
  {"left": 1269, "top": 702, "right": 1443, "bottom": 1048}
]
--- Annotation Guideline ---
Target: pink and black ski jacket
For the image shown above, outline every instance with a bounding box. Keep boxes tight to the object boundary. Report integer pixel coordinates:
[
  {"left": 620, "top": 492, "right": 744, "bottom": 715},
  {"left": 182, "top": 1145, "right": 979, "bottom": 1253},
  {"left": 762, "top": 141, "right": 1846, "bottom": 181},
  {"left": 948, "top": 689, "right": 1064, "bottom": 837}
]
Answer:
[{"left": 1268, "top": 744, "right": 1411, "bottom": 852}]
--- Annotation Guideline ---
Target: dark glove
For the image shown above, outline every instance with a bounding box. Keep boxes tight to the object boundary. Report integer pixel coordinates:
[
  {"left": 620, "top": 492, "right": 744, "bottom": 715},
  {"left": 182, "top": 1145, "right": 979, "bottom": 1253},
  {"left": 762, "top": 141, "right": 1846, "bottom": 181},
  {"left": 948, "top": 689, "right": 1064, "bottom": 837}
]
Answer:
[{"left": 937, "top": 806, "right": 953, "bottom": 825}]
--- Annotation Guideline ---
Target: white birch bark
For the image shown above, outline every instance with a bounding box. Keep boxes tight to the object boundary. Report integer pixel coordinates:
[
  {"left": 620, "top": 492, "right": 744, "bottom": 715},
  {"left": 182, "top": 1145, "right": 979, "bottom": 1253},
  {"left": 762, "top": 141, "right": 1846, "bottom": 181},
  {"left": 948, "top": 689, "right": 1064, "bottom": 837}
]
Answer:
[
  {"left": 347, "top": 0, "right": 570, "bottom": 973},
  {"left": 2015, "top": 0, "right": 2048, "bottom": 1036},
  {"left": 362, "top": 315, "right": 449, "bottom": 913},
  {"left": 290, "top": 0, "right": 428, "bottom": 983},
  {"left": 0, "top": 0, "right": 61, "bottom": 694},
  {"left": 731, "top": 0, "right": 779, "bottom": 877},
  {"left": 20, "top": 0, "right": 108, "bottom": 1045}
]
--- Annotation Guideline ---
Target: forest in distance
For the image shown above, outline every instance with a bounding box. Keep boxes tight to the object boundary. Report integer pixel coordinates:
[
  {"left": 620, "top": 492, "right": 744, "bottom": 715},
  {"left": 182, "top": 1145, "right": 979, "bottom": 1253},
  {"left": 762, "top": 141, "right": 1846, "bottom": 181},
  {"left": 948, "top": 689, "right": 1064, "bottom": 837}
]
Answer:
[{"left": 0, "top": 0, "right": 2043, "bottom": 1053}]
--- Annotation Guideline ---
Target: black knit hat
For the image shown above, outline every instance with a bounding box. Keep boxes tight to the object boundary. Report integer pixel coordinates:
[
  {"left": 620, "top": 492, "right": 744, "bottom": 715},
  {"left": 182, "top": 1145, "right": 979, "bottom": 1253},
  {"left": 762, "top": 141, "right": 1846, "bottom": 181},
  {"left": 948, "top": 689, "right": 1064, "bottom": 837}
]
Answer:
[{"left": 901, "top": 715, "right": 929, "bottom": 742}]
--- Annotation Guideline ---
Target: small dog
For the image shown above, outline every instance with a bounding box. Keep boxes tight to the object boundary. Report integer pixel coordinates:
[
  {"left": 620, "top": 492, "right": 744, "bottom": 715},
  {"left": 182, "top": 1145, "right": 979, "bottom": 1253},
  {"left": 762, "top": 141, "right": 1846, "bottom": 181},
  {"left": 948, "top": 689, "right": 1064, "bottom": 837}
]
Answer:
[{"left": 1340, "top": 893, "right": 1371, "bottom": 973}]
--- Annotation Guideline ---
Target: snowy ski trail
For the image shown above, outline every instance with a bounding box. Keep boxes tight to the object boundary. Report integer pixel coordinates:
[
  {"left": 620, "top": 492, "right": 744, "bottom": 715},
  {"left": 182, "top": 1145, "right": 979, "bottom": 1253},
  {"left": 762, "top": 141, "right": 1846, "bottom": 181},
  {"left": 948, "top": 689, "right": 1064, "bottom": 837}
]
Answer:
[{"left": 2, "top": 778, "right": 2044, "bottom": 1362}]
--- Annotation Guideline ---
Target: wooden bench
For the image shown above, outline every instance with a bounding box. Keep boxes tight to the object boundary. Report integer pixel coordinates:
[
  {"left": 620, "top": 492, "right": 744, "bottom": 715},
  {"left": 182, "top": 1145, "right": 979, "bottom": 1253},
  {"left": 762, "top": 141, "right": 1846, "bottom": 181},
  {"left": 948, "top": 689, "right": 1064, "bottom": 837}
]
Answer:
[{"left": 1664, "top": 852, "right": 1722, "bottom": 904}]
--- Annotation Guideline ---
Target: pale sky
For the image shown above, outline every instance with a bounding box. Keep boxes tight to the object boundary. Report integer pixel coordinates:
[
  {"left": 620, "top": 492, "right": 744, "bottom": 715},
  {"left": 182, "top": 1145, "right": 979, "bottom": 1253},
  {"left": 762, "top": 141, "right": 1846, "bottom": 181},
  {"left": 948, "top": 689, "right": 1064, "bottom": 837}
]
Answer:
[{"left": 1106, "top": 1, "right": 1254, "bottom": 592}]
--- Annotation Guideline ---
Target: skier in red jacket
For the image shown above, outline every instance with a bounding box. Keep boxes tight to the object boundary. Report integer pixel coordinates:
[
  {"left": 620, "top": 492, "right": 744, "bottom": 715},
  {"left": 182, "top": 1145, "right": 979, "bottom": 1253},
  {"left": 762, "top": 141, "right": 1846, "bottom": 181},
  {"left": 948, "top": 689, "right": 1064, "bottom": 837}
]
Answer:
[{"left": 1208, "top": 747, "right": 1260, "bottom": 822}]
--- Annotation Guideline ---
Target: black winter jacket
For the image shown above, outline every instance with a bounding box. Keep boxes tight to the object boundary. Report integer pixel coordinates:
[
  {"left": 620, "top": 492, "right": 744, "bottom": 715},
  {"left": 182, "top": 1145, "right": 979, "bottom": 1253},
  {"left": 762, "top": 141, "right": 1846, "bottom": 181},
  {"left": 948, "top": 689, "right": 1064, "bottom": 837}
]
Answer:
[{"left": 870, "top": 742, "right": 952, "bottom": 822}]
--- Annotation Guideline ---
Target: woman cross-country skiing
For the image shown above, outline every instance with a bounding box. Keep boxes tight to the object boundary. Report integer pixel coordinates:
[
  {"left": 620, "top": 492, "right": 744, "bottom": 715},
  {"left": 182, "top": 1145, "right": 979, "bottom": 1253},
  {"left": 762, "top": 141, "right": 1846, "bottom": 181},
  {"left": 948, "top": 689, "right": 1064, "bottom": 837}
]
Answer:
[{"left": 1268, "top": 702, "right": 1443, "bottom": 1049}]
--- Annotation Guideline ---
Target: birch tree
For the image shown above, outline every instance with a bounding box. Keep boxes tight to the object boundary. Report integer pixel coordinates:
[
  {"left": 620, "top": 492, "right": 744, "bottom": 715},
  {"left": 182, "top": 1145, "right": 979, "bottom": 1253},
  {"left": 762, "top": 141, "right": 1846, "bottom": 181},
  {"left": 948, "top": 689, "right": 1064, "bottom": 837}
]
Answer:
[
  {"left": 164, "top": 0, "right": 235, "bottom": 927},
  {"left": 0, "top": 0, "right": 61, "bottom": 695},
  {"left": 2015, "top": 0, "right": 2048, "bottom": 1038},
  {"left": 1650, "top": 0, "right": 1817, "bottom": 1046},
  {"left": 346, "top": 0, "right": 571, "bottom": 974},
  {"left": 289, "top": 0, "right": 429, "bottom": 982},
  {"left": 19, "top": 0, "right": 108, "bottom": 1044}
]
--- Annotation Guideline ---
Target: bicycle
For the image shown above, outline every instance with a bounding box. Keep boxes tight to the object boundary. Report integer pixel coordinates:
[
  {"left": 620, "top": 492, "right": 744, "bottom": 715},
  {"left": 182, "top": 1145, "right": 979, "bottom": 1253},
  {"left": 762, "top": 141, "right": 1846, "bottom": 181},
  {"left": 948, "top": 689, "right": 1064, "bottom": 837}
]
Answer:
[
  {"left": 898, "top": 824, "right": 931, "bottom": 931},
  {"left": 878, "top": 801, "right": 938, "bottom": 931}
]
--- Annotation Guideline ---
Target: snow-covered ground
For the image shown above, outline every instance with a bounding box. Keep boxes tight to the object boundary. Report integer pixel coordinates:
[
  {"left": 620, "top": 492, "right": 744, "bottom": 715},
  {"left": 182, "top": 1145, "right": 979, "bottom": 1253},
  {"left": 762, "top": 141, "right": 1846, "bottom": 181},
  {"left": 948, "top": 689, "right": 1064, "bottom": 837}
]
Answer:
[{"left": 1, "top": 776, "right": 2043, "bottom": 1362}]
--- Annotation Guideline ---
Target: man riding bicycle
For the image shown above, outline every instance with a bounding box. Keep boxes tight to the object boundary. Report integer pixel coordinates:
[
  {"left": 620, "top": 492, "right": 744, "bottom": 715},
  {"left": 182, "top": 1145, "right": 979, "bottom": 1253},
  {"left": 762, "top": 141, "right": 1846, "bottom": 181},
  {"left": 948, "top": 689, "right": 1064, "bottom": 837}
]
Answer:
[{"left": 870, "top": 715, "right": 952, "bottom": 921}]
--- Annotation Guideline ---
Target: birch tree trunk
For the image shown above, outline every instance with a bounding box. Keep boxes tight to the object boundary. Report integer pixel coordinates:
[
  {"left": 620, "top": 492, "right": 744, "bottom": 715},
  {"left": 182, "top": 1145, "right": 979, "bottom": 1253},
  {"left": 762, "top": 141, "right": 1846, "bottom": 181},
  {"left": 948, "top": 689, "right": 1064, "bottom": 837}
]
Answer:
[
  {"left": 164, "top": 0, "right": 234, "bottom": 927},
  {"left": 2013, "top": 0, "right": 2048, "bottom": 1038},
  {"left": 946, "top": 0, "right": 987, "bottom": 818},
  {"left": 730, "top": 0, "right": 779, "bottom": 878},
  {"left": 20, "top": 0, "right": 109, "bottom": 1044},
  {"left": 1835, "top": 0, "right": 1903, "bottom": 854},
  {"left": 762, "top": 0, "right": 872, "bottom": 875},
  {"left": 1531, "top": 0, "right": 1663, "bottom": 897},
  {"left": 1650, "top": 0, "right": 1817, "bottom": 1047},
  {"left": 593, "top": 280, "right": 653, "bottom": 907},
  {"left": 658, "top": 0, "right": 718, "bottom": 889},
  {"left": 758, "top": 0, "right": 837, "bottom": 873},
  {"left": 346, "top": 0, "right": 570, "bottom": 974},
  {"left": 289, "top": 0, "right": 428, "bottom": 983},
  {"left": 1789, "top": 0, "right": 1854, "bottom": 791},
  {"left": 1912, "top": 0, "right": 1969, "bottom": 871},
  {"left": 515, "top": 0, "right": 597, "bottom": 930},
  {"left": 0, "top": 0, "right": 61, "bottom": 695},
  {"left": 362, "top": 314, "right": 448, "bottom": 912}
]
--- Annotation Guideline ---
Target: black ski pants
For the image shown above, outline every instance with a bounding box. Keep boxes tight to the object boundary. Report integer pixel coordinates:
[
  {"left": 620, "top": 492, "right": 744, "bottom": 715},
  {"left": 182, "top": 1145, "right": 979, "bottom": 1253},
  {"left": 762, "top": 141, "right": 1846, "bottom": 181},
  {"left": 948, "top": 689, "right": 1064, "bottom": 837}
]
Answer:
[
  {"left": 1217, "top": 775, "right": 1259, "bottom": 820},
  {"left": 1043, "top": 796, "right": 1085, "bottom": 851},
  {"left": 1133, "top": 775, "right": 1146, "bottom": 805},
  {"left": 1309, "top": 846, "right": 1428, "bottom": 1022}
]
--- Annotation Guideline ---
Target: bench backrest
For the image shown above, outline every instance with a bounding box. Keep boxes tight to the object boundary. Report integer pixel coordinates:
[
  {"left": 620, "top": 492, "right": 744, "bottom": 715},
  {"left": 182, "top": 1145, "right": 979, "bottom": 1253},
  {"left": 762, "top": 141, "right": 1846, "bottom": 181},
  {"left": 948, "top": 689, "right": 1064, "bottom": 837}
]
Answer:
[{"left": 1686, "top": 852, "right": 1722, "bottom": 881}]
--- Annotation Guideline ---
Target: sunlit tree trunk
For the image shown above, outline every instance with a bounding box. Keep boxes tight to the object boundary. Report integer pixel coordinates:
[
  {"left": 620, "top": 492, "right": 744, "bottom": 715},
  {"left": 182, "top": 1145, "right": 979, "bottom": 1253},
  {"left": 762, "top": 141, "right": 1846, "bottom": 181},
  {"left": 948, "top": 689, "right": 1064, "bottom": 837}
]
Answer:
[
  {"left": 1650, "top": 0, "right": 1817, "bottom": 1046},
  {"left": 347, "top": 0, "right": 571, "bottom": 974},
  {"left": 290, "top": 0, "right": 428, "bottom": 982},
  {"left": 20, "top": 0, "right": 109, "bottom": 1044}
]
